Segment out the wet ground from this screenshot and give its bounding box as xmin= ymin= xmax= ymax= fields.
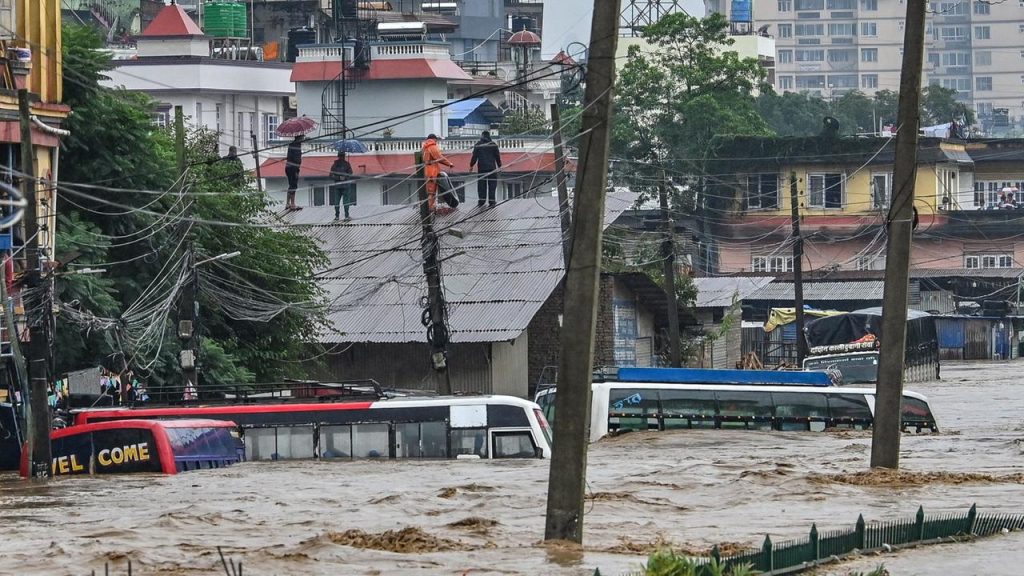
xmin=1 ymin=361 xmax=1022 ymax=575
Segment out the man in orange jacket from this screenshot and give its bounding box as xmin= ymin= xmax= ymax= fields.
xmin=422 ymin=133 xmax=454 ymax=211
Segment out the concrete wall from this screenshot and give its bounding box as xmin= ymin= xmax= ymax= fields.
xmin=296 ymin=78 xmax=449 ymax=140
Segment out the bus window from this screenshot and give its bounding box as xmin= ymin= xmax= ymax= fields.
xmin=352 ymin=423 xmax=389 ymax=458
xmin=659 ymin=389 xmax=716 ymax=430
xmin=451 ymin=428 xmax=488 ymax=458
xmin=319 ymin=425 xmax=352 ymax=459
xmin=901 ymin=396 xmax=936 ymax=432
xmin=608 ymin=388 xmax=659 ymax=433
xmin=772 ymin=392 xmax=829 ymax=432
xmin=714 ymin=391 xmax=773 ymax=430
xmin=396 ymin=422 xmax=422 ymax=458
xmin=827 ymin=394 xmax=872 ymax=429
xmin=245 ymin=427 xmax=277 ymax=461
xmin=492 ymin=431 xmax=539 ymax=458
xmin=397 ymin=422 xmax=448 ymax=458
xmin=277 ymin=426 xmax=315 ymax=459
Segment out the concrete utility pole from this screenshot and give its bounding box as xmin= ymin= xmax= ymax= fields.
xmin=872 ymin=0 xmax=927 ymax=470
xmin=174 ymin=107 xmax=199 ymax=397
xmin=415 ymin=151 xmax=453 ymax=396
xmin=550 ymin=103 xmax=573 ymax=267
xmin=250 ymin=132 xmax=264 ymax=194
xmin=660 ymin=170 xmax=681 ymax=367
xmin=19 ymin=89 xmax=51 ymax=477
xmin=544 ymin=0 xmax=619 ymax=543
xmin=790 ymin=172 xmax=807 ymax=366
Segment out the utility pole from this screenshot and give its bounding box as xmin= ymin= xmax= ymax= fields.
xmin=19 ymin=89 xmax=51 ymax=477
xmin=250 ymin=131 xmax=264 ymax=194
xmin=872 ymin=0 xmax=926 ymax=470
xmin=550 ymin=103 xmax=573 ymax=267
xmin=544 ymin=0 xmax=619 ymax=543
xmin=660 ymin=170 xmax=681 ymax=367
xmin=415 ymin=151 xmax=453 ymax=395
xmin=174 ymin=107 xmax=198 ymax=398
xmin=790 ymin=172 xmax=807 ymax=366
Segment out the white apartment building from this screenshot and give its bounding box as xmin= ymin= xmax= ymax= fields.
xmin=747 ymin=0 xmax=1024 ymax=132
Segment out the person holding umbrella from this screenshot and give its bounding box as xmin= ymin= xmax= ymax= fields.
xmin=285 ymin=135 xmax=304 ymax=210
xmin=330 ymin=150 xmax=354 ymax=221
xmin=421 ymin=133 xmax=454 ymax=211
xmin=469 ymin=130 xmax=502 ymax=207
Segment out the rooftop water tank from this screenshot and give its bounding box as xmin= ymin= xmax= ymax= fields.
xmin=204 ymin=2 xmax=235 ymax=37
xmin=731 ymin=0 xmax=752 ymax=23
xmin=232 ymin=3 xmax=248 ymax=38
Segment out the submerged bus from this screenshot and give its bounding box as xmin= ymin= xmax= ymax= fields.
xmin=74 ymin=395 xmax=551 ymax=461
xmin=535 ymin=367 xmax=937 ymax=442
xmin=24 ymin=419 xmax=243 ymax=477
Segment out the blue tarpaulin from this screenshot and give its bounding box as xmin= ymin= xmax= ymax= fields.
xmin=447 ymin=98 xmax=503 ymax=127
xmin=613 ymin=367 xmax=833 ymax=387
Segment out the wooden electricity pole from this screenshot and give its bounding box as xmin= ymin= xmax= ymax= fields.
xmin=19 ymin=89 xmax=51 ymax=477
xmin=872 ymin=0 xmax=927 ymax=469
xmin=174 ymin=107 xmax=198 ymax=397
xmin=544 ymin=0 xmax=619 ymax=543
xmin=660 ymin=171 xmax=681 ymax=367
xmin=790 ymin=172 xmax=807 ymax=366
xmin=415 ymin=151 xmax=453 ymax=396
xmin=550 ymin=103 xmax=573 ymax=267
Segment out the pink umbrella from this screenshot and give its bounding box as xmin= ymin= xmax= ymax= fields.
xmin=276 ymin=115 xmax=319 ymax=137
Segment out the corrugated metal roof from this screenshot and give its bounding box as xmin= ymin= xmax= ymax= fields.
xmin=285 ymin=192 xmax=637 ymax=343
xmin=749 ymin=280 xmax=886 ymax=301
xmin=693 ymin=276 xmax=775 ymax=308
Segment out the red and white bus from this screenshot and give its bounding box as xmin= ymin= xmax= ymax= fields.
xmin=24 ymin=419 xmax=243 ymax=477
xmin=73 ymin=395 xmax=551 ymax=461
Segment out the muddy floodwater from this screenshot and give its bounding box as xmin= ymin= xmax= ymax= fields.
xmin=2 ymin=361 xmax=1023 ymax=575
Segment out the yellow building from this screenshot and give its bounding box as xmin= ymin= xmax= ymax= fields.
xmin=1 ymin=0 xmax=67 ymax=257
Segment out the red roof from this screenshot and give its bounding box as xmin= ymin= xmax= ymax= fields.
xmin=260 ymin=151 xmax=570 ymax=179
xmin=141 ymin=4 xmax=204 ymax=37
xmin=291 ymin=58 xmax=472 ymax=83
xmin=551 ymin=50 xmax=576 ymax=66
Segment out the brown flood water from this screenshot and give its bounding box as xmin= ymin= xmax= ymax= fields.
xmin=1 ymin=361 xmax=1023 ymax=575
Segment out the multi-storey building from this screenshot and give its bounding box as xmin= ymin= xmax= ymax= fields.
xmin=749 ymin=0 xmax=1024 ymax=132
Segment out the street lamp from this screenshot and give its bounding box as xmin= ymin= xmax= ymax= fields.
xmin=195 ymin=251 xmax=241 ymax=267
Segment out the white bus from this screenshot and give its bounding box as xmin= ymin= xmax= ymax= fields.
xmin=535 ymin=368 xmax=937 ymax=442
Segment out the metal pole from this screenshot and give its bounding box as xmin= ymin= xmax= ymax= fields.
xmin=790 ymin=172 xmax=807 ymax=366
xmin=550 ymin=103 xmax=572 ymax=268
xmin=544 ymin=0 xmax=619 ymax=543
xmin=19 ymin=88 xmax=50 ymax=478
xmin=871 ymin=0 xmax=927 ymax=470
xmin=250 ymin=132 xmax=264 ymax=194
xmin=660 ymin=170 xmax=681 ymax=367
xmin=416 ymin=151 xmax=453 ymax=395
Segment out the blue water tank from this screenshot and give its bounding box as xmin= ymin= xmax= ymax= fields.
xmin=731 ymin=0 xmax=753 ymax=23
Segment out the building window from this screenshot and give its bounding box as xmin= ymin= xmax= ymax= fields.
xmin=778 ymin=0 xmax=793 ymax=10
xmin=939 ymin=26 xmax=966 ymax=40
xmin=965 ymin=254 xmax=1013 ymax=269
xmin=154 ymin=110 xmax=169 ymax=129
xmin=778 ymin=24 xmax=793 ymax=38
xmin=796 ymin=23 xmax=825 ymax=36
xmin=975 ymin=51 xmax=992 ymax=66
xmin=310 ymin=186 xmax=327 ymax=206
xmin=827 ymin=0 xmax=854 ymax=8
xmin=973 ymin=0 xmax=990 ymax=14
xmin=195 ymin=102 xmax=202 ymax=125
xmin=937 ymin=1 xmax=965 ymax=14
xmin=215 ymin=103 xmax=223 ymax=134
xmin=752 ymin=255 xmax=794 ymax=273
xmin=976 ymin=76 xmax=992 ymax=91
xmin=779 ymin=50 xmax=793 ymax=64
xmin=856 ymin=255 xmax=885 ymax=271
xmin=262 ymin=113 xmax=279 ymax=145
xmin=796 ymin=49 xmax=825 ymax=62
xmin=746 ymin=174 xmax=779 ymax=209
xmin=860 ymin=22 xmax=877 ymax=36
xmin=795 ymin=0 xmax=824 ymax=9
xmin=871 ymin=173 xmax=892 ymax=208
xmin=974 ymin=26 xmax=991 ymax=39
xmin=808 ymin=173 xmax=844 ymax=208
xmin=502 ymin=181 xmax=524 ymax=200
xmin=779 ymin=75 xmax=794 ymax=90
xmin=861 ymin=48 xmax=878 ymax=62
xmin=862 ymin=74 xmax=879 ymax=88
xmin=828 ymin=23 xmax=856 ymax=36
xmin=928 ymin=52 xmax=941 ymax=67
xmin=796 ymin=75 xmax=826 ymax=89
xmin=861 ymin=0 xmax=878 ymax=9
xmin=829 ymin=49 xmax=855 ymax=62
xmin=941 ymin=52 xmax=970 ymax=66
xmin=941 ymin=78 xmax=971 ymax=91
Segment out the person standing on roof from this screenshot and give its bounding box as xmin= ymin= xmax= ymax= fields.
xmin=285 ymin=135 xmax=304 ymax=211
xmin=422 ymin=133 xmax=454 ymax=211
xmin=470 ymin=130 xmax=502 ymax=207
xmin=330 ymin=150 xmax=355 ymax=221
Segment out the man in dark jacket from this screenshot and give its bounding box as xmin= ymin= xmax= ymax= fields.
xmin=285 ymin=135 xmax=304 ymax=210
xmin=469 ymin=131 xmax=502 ymax=207
xmin=222 ymin=146 xmax=246 ymax=187
xmin=329 ymin=151 xmax=355 ymax=220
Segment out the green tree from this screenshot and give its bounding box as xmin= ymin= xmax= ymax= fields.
xmin=921 ymin=85 xmax=975 ymax=125
xmin=56 ymin=25 xmax=326 ymax=390
xmin=500 ymin=107 xmax=549 ymax=135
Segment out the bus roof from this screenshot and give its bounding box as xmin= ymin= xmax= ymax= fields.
xmin=597 ymin=367 xmax=835 ymax=386
xmin=53 ymin=418 xmax=237 ymax=438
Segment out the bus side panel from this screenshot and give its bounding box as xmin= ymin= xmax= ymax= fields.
xmin=91 ymin=428 xmax=163 ymax=474
xmin=589 ymin=384 xmax=610 ymax=442
xmin=50 ymin=433 xmax=93 ymax=476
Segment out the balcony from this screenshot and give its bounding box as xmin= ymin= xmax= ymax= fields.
xmin=296 ymin=41 xmax=453 ymax=63
xmin=268 ymin=136 xmax=554 ymax=155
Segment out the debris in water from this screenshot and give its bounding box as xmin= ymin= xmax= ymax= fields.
xmin=446 ymin=517 xmax=499 ymax=535
xmin=812 ymin=469 xmax=1024 ymax=487
xmin=322 ymin=527 xmax=469 ymax=553
xmin=437 ymin=484 xmax=496 ymax=499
